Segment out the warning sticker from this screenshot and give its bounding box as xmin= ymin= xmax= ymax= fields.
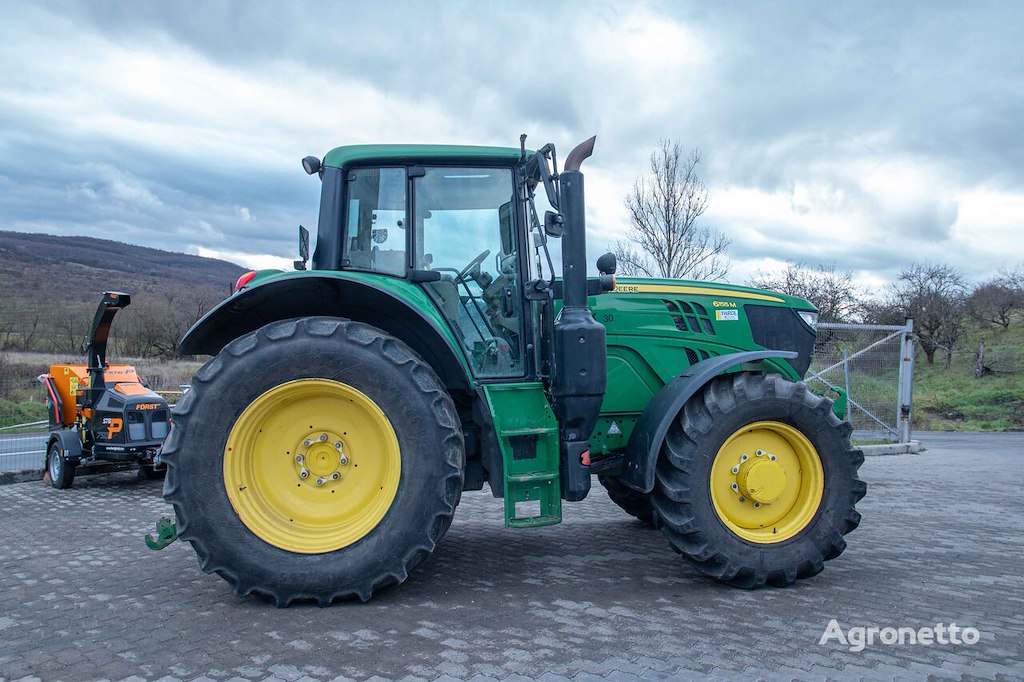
xmin=716 ymin=309 xmax=739 ymax=321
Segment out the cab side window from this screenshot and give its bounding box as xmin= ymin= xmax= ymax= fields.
xmin=343 ymin=167 xmax=406 ymax=275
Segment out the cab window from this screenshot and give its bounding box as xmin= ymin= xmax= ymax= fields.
xmin=413 ymin=167 xmax=523 ymax=377
xmin=342 ymin=167 xmax=407 ymax=275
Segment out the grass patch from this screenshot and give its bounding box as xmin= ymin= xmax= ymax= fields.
xmin=912 ymin=323 xmax=1024 ymax=431
xmin=0 ymin=399 xmax=47 ymax=428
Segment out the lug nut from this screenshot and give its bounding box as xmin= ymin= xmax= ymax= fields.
xmin=334 ymin=441 xmax=343 ymax=449
xmin=756 ymin=449 xmax=764 ymax=456
xmin=769 ymin=455 xmax=777 ymax=461
xmin=740 ymin=454 xmax=748 ymax=461
xmin=753 ymin=501 xmax=761 ymax=508
xmin=299 ymin=469 xmax=309 ymax=479
xmin=731 ymin=482 xmax=739 ymax=491
xmin=315 ymin=477 xmax=325 ymax=486
xmin=340 ymin=455 xmax=348 ymax=465
xmin=738 ymin=496 xmax=745 ymax=503
xmin=318 ymin=433 xmax=328 ymax=442
xmin=731 ymin=465 xmax=739 ymax=474
xmin=331 ymin=472 xmax=340 ymax=480
xmin=295 ymin=454 xmax=304 ymax=463
xmin=303 ymin=439 xmax=312 ymax=447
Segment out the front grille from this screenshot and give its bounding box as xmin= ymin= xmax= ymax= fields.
xmin=744 ymin=305 xmax=816 ymax=376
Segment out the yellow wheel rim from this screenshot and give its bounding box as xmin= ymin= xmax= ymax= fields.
xmin=223 ymin=379 xmax=401 ymax=554
xmin=709 ymin=421 xmax=824 ymax=544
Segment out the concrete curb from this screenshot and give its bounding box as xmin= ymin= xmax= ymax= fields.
xmin=0 ymin=463 xmax=135 ymax=485
xmin=860 ymin=440 xmax=923 ymax=456
xmin=0 ymin=469 xmax=44 ymax=485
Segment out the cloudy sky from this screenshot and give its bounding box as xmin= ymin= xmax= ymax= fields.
xmin=1 ymin=1 xmax=1021 ymax=290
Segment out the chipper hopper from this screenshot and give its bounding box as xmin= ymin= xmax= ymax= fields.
xmin=152 ymin=135 xmax=866 ymax=605
xmin=40 ymin=292 xmax=169 ymax=488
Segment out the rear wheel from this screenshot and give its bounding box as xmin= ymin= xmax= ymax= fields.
xmin=652 ymin=373 xmax=866 ymax=588
xmin=162 ymin=317 xmax=465 ymax=605
xmin=47 ymin=443 xmax=76 ymax=489
xmin=598 ymin=475 xmax=655 ymax=525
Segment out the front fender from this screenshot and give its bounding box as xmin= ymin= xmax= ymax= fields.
xmin=618 ymin=350 xmax=798 ymax=493
xmin=180 ymin=271 xmax=472 ymax=392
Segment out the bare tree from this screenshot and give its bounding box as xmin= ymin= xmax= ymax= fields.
xmin=614 ymin=141 xmax=730 ymax=281
xmin=966 ymin=280 xmax=1020 ymax=330
xmin=886 ymin=263 xmax=968 ymax=365
xmin=748 ymin=261 xmax=865 ymax=323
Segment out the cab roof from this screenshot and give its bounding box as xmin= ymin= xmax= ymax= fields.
xmin=323 ymin=144 xmax=523 ymax=169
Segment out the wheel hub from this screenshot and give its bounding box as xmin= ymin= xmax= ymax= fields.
xmin=737 ymin=457 xmax=787 ymax=504
xmin=293 ymin=432 xmax=350 ymax=486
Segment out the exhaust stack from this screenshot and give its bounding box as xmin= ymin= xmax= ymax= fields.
xmin=552 ymin=136 xmax=605 ymax=502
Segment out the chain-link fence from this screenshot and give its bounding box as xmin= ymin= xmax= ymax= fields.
xmin=806 ymin=321 xmax=915 ymax=443
xmin=0 ymin=421 xmax=49 ymax=474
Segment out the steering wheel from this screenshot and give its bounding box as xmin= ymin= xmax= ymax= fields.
xmin=454 ymin=249 xmax=491 ymax=283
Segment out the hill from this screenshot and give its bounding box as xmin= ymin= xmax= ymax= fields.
xmin=0 ymin=231 xmax=248 ymax=358
xmin=0 ymin=230 xmax=245 ymax=301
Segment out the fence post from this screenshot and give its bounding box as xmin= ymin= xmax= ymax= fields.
xmin=842 ymin=348 xmax=852 ymax=421
xmin=896 ymin=318 xmax=915 ymax=444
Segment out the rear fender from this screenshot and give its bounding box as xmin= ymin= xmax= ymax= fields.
xmin=619 ymin=350 xmax=798 ymax=493
xmin=179 ymin=272 xmax=472 ymax=393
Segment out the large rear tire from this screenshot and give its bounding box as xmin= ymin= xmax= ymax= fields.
xmin=652 ymin=373 xmax=866 ymax=588
xmin=162 ymin=317 xmax=464 ymax=605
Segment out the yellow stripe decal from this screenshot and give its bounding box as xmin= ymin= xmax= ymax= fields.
xmin=615 ymin=283 xmax=785 ymax=303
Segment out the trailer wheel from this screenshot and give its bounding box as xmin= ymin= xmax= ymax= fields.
xmin=162 ymin=317 xmax=464 ymax=606
xmin=47 ymin=443 xmax=76 ymax=489
xmin=598 ymin=475 xmax=655 ymax=525
xmin=652 ymin=373 xmax=866 ymax=588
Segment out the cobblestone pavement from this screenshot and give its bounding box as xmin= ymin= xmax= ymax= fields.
xmin=0 ymin=432 xmax=1021 ymax=681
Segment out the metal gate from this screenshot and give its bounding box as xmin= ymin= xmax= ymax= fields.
xmin=806 ymin=320 xmax=915 ymax=443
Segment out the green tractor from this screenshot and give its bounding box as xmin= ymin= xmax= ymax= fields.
xmin=161 ymin=135 xmax=865 ymax=605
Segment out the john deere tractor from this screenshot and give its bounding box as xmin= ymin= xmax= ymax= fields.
xmin=161 ymin=135 xmax=865 ymax=605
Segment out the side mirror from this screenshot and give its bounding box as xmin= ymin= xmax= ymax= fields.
xmin=544 ymin=211 xmax=564 ymax=238
xmin=295 ymin=225 xmax=310 ymax=270
xmin=597 ymin=252 xmax=617 ymax=275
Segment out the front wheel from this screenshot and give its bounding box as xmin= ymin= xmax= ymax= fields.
xmin=598 ymin=475 xmax=655 ymax=525
xmin=162 ymin=317 xmax=464 ymax=605
xmin=47 ymin=443 xmax=76 ymax=489
xmin=652 ymin=373 xmax=866 ymax=588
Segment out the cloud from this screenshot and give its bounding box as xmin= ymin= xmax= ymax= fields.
xmin=0 ymin=0 xmax=1020 ymax=289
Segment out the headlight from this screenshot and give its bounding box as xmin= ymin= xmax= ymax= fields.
xmin=798 ymin=310 xmax=819 ymax=330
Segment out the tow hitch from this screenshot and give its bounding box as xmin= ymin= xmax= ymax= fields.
xmin=144 ymin=516 xmax=178 ymax=550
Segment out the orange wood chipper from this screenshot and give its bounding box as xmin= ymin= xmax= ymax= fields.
xmin=39 ymin=292 xmax=169 ymax=488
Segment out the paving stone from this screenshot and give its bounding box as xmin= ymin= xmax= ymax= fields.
xmin=0 ymin=434 xmax=1021 ymax=680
